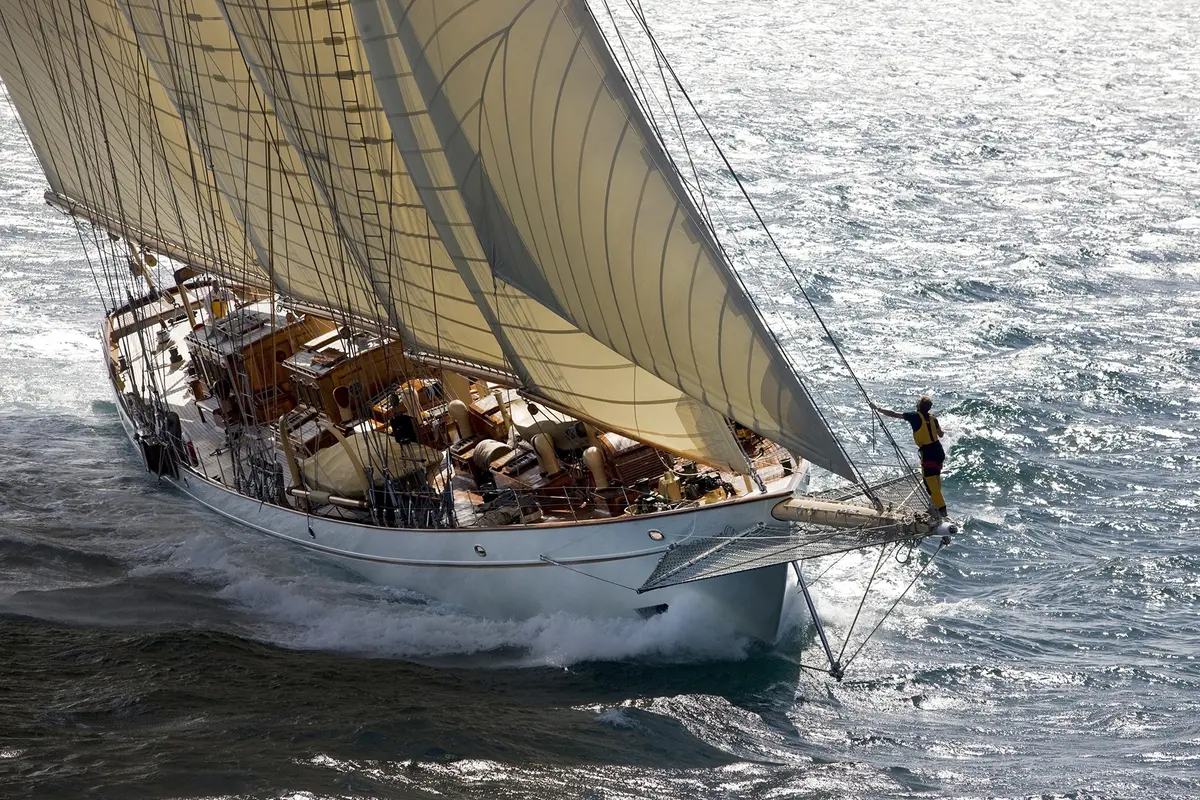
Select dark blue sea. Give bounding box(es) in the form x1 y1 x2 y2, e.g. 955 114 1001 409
2 0 1198 797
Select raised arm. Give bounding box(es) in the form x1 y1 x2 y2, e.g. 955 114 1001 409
870 402 904 420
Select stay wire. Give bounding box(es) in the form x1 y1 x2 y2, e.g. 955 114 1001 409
835 541 890 667
619 3 914 487
839 535 950 673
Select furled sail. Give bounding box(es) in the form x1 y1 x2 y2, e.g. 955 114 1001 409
0 0 260 283
350 0 857 481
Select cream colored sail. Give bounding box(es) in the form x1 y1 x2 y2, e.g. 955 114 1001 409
217 0 747 470
0 0 260 283
0 0 837 475
477 276 749 470
126 0 512 371
351 0 855 480
118 0 429 352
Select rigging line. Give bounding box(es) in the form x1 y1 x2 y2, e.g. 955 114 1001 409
537 555 638 592
427 210 444 368
613 10 898 490
151 6 209 280
574 2 862 484
624 11 911 470
596 0 668 160
303 2 406 478
325 6 421 402
808 548 854 586
43 1 119 253
628 0 717 238
227 2 364 328
82 3 179 400
128 14 195 277
72 223 116 311
310 1 406 474
108 9 148 244
168 2 245 285
51 1 159 402
222 15 357 338
293 1 394 336
840 535 950 672
134 34 168 274
46 2 102 201
597 0 715 237
263 71 280 429
158 4 240 288
163 6 264 431
595 24 855 469
241 37 261 294
322 3 398 320
796 660 845 678
835 540 890 667
365 48 417 365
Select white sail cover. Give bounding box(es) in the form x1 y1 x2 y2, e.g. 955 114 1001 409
0 0 260 282
350 0 855 480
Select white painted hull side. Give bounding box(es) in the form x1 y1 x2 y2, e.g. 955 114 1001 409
112 392 796 643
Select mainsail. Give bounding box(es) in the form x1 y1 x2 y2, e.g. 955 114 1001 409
0 0 859 481
212 0 748 470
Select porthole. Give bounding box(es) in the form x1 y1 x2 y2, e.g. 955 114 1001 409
474 545 487 557
647 529 664 541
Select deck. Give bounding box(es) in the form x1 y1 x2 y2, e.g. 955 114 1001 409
107 288 799 531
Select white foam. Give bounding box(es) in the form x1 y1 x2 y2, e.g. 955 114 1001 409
234 581 756 665
596 708 644 731
132 530 755 666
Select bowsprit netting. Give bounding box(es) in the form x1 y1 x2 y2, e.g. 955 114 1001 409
638 473 935 593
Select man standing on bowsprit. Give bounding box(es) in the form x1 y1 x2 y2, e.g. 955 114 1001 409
872 395 948 518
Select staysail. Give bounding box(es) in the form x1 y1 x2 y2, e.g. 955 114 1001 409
351 0 856 481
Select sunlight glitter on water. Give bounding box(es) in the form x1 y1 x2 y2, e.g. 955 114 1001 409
1 0 1199 797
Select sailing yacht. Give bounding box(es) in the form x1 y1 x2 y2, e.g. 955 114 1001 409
0 0 953 656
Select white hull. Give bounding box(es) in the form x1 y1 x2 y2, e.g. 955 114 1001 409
112 389 796 643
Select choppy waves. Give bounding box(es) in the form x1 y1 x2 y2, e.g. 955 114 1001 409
2 0 1200 796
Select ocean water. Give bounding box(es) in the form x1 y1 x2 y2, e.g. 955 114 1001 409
2 0 1199 798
